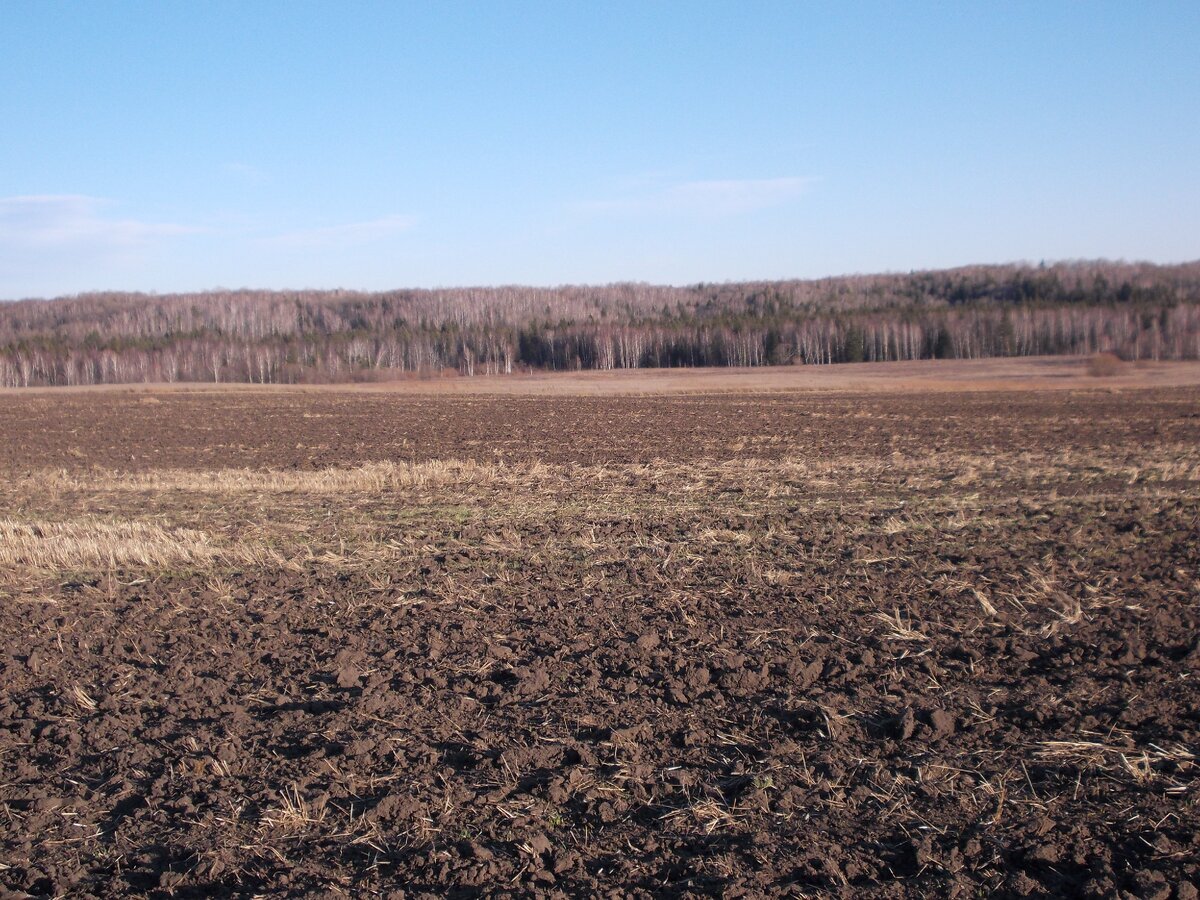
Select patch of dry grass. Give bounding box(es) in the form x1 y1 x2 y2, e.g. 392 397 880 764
0 517 286 574
0 518 223 571
659 799 739 835
872 608 929 642
33 459 512 496
1036 740 1195 785
260 785 329 832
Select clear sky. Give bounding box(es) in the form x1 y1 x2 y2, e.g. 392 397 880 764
1 1 1198 299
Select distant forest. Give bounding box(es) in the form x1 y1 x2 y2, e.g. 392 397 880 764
2 260 1199 387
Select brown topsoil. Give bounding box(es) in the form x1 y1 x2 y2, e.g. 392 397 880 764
0 375 1197 899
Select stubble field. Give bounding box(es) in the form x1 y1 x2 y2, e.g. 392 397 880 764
1 370 1198 898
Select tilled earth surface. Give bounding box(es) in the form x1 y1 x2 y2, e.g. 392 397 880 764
0 387 1195 470
1 387 1198 899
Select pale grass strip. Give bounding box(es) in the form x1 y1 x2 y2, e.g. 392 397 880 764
0 518 288 572
0 517 219 570
11 444 1200 502
31 459 525 496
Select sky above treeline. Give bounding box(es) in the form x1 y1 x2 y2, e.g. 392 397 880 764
2 1 1198 299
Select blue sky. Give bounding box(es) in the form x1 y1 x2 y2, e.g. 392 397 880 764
1 1 1198 299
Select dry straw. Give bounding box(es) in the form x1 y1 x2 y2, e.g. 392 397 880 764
0 517 285 573
0 518 219 571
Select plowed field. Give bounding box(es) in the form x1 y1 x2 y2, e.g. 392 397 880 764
1 381 1198 898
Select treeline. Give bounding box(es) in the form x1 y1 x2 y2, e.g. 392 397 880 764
2 260 1199 387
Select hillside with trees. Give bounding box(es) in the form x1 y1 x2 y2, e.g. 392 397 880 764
2 260 1199 387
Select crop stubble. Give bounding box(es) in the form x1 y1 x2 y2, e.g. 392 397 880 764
0 386 1198 898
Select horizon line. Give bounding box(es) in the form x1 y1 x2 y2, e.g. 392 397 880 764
5 256 1200 305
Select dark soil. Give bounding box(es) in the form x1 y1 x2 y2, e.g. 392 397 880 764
0 387 1197 470
1 388 1198 898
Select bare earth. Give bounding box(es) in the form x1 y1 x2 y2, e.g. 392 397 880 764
0 362 1197 898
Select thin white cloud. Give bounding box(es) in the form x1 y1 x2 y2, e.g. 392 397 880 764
0 195 197 249
266 214 418 248
583 176 812 217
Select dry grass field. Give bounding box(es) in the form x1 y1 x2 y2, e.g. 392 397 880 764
1 361 1198 898
7 356 1200 398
